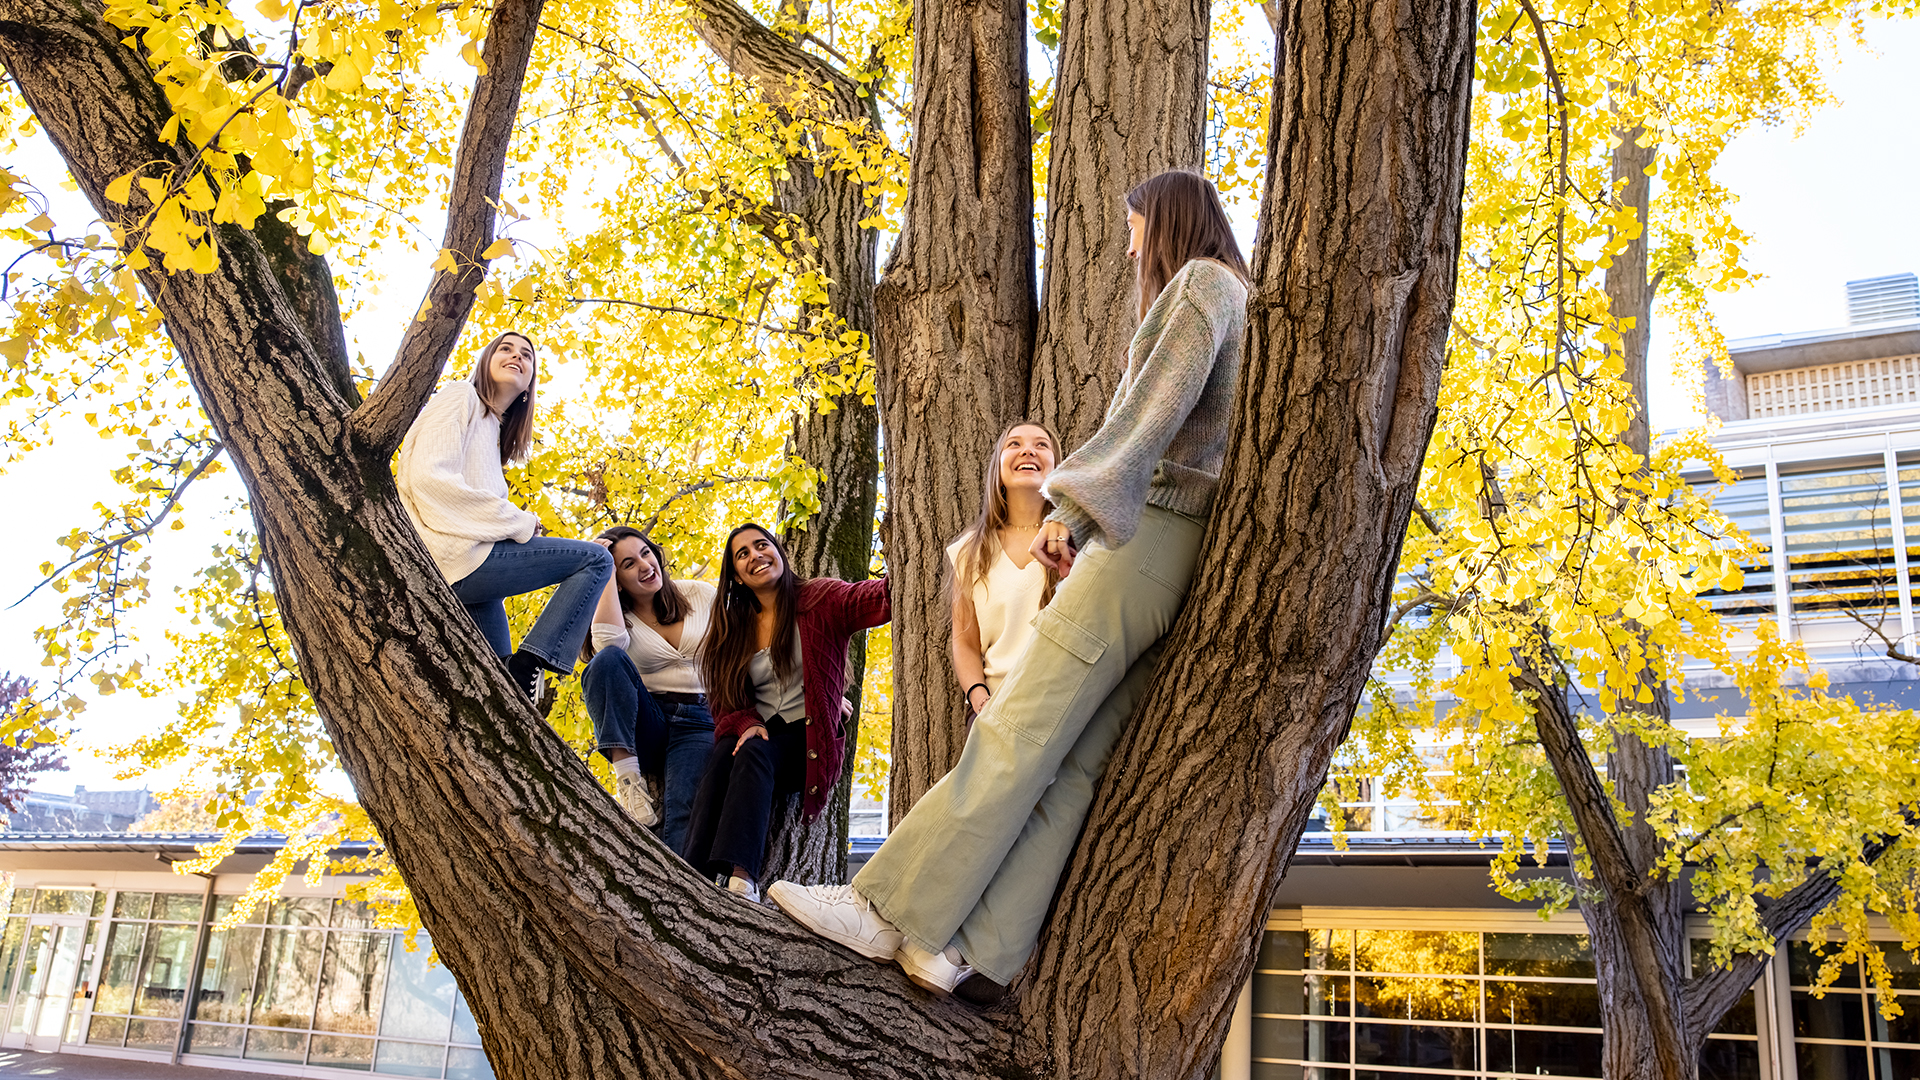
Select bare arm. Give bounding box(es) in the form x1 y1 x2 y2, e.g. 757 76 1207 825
586 536 626 657
950 590 989 712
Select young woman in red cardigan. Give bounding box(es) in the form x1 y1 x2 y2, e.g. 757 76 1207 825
679 523 890 902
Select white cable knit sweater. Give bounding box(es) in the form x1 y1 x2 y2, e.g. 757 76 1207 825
395 383 539 584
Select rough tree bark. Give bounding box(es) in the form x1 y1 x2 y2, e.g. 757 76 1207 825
1015 2 1479 1076
1027 0 1210 452
684 0 883 886
873 0 1037 820
2 0 1478 1076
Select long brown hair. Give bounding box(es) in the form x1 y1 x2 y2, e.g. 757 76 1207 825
469 331 537 464
700 523 801 717
1125 171 1250 319
599 525 691 625
950 420 1060 612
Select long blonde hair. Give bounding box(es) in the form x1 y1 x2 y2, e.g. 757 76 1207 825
468 331 537 464
950 420 1061 611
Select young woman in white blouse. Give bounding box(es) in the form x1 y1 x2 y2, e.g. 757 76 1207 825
582 526 716 851
395 332 612 700
947 422 1059 721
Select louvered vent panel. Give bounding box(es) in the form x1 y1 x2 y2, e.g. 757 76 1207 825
1746 355 1920 418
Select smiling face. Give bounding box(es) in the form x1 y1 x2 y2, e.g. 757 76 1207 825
998 424 1055 496
611 536 663 602
730 529 785 592
487 334 536 397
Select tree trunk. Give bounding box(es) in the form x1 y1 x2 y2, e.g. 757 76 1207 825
1027 0 1210 451
684 0 883 887
872 0 1037 821
0 0 1482 1076
1017 2 1477 1075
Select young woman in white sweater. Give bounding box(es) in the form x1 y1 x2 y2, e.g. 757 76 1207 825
773 170 1250 1001
582 525 716 851
395 332 613 699
947 421 1059 722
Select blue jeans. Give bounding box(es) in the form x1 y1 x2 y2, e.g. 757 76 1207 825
581 648 714 852
451 537 612 674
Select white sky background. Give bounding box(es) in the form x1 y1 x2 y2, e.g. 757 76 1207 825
1 13 1916 797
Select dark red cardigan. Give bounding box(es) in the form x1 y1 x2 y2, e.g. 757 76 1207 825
711 576 890 819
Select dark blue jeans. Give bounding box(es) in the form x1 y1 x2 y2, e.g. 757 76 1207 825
680 714 806 881
451 537 612 674
581 648 715 852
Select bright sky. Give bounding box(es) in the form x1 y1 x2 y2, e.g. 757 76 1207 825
3 15 1917 798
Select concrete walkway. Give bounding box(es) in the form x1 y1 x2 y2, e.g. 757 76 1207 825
0 1048 265 1080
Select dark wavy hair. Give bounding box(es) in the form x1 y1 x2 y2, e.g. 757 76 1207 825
699 523 801 717
598 525 691 625
1125 171 1250 319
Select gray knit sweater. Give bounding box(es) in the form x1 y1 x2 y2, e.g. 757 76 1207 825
1044 258 1249 548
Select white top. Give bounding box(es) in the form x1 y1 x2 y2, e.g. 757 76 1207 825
749 638 807 722
589 580 718 697
394 383 539 583
947 532 1047 693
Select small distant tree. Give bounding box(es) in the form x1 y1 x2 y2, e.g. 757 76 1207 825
0 672 65 813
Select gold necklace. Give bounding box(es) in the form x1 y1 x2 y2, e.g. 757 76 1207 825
1001 523 1043 531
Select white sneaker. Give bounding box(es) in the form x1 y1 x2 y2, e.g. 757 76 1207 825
766 882 903 960
727 875 761 903
896 941 972 994
615 774 659 827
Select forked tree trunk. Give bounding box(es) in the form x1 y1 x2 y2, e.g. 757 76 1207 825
1028 0 1210 452
872 0 1037 820
685 0 883 886
1018 2 1478 1075
0 0 1483 1076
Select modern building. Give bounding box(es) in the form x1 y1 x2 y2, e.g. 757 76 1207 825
8 787 159 834
0 834 492 1080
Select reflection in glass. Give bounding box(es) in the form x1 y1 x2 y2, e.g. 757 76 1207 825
245 1027 309 1063
310 1033 376 1070
1877 942 1920 990
0 918 26 1000
1351 1022 1477 1072
450 990 481 1045
252 927 325 1028
89 892 109 918
134 924 197 1018
1486 979 1602 1028
94 922 147 1015
376 1039 449 1077
1878 1048 1920 1080
1484 932 1593 979
332 900 377 930
86 1015 128 1046
268 897 332 928
126 1016 180 1050
1305 972 1350 1017
1487 1028 1603 1077
34 889 91 916
380 939 457 1041
156 892 206 923
447 1046 497 1080
1305 1019 1351 1064
185 1022 245 1057
1792 990 1867 1041
1795 1044 1867 1080
1699 1038 1762 1080
1354 975 1475 1022
113 892 154 920
9 890 30 914
194 926 263 1024
9 925 49 1033
32 922 83 1038
1788 941 1861 988
1310 930 1352 972
317 931 389 1036
1353 930 1477 976
1871 993 1920 1044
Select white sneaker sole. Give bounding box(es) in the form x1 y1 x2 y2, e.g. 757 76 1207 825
899 960 968 994
767 882 900 961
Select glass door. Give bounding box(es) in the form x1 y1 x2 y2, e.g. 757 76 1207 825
5 916 86 1052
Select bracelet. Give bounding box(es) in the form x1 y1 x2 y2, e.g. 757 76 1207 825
965 683 990 707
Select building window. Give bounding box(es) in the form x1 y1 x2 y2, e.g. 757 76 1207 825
1788 940 1920 1080
82 889 206 1051
181 896 492 1080
1253 925 1760 1079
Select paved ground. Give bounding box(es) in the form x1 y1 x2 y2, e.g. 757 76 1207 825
0 1048 265 1080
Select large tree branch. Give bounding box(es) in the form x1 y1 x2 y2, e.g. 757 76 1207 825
682 0 869 124
1682 812 1920 1047
350 0 546 457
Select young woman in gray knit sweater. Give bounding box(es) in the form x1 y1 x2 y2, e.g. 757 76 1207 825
772 171 1250 1001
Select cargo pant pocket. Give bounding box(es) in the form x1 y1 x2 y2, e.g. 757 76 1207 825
997 606 1109 747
